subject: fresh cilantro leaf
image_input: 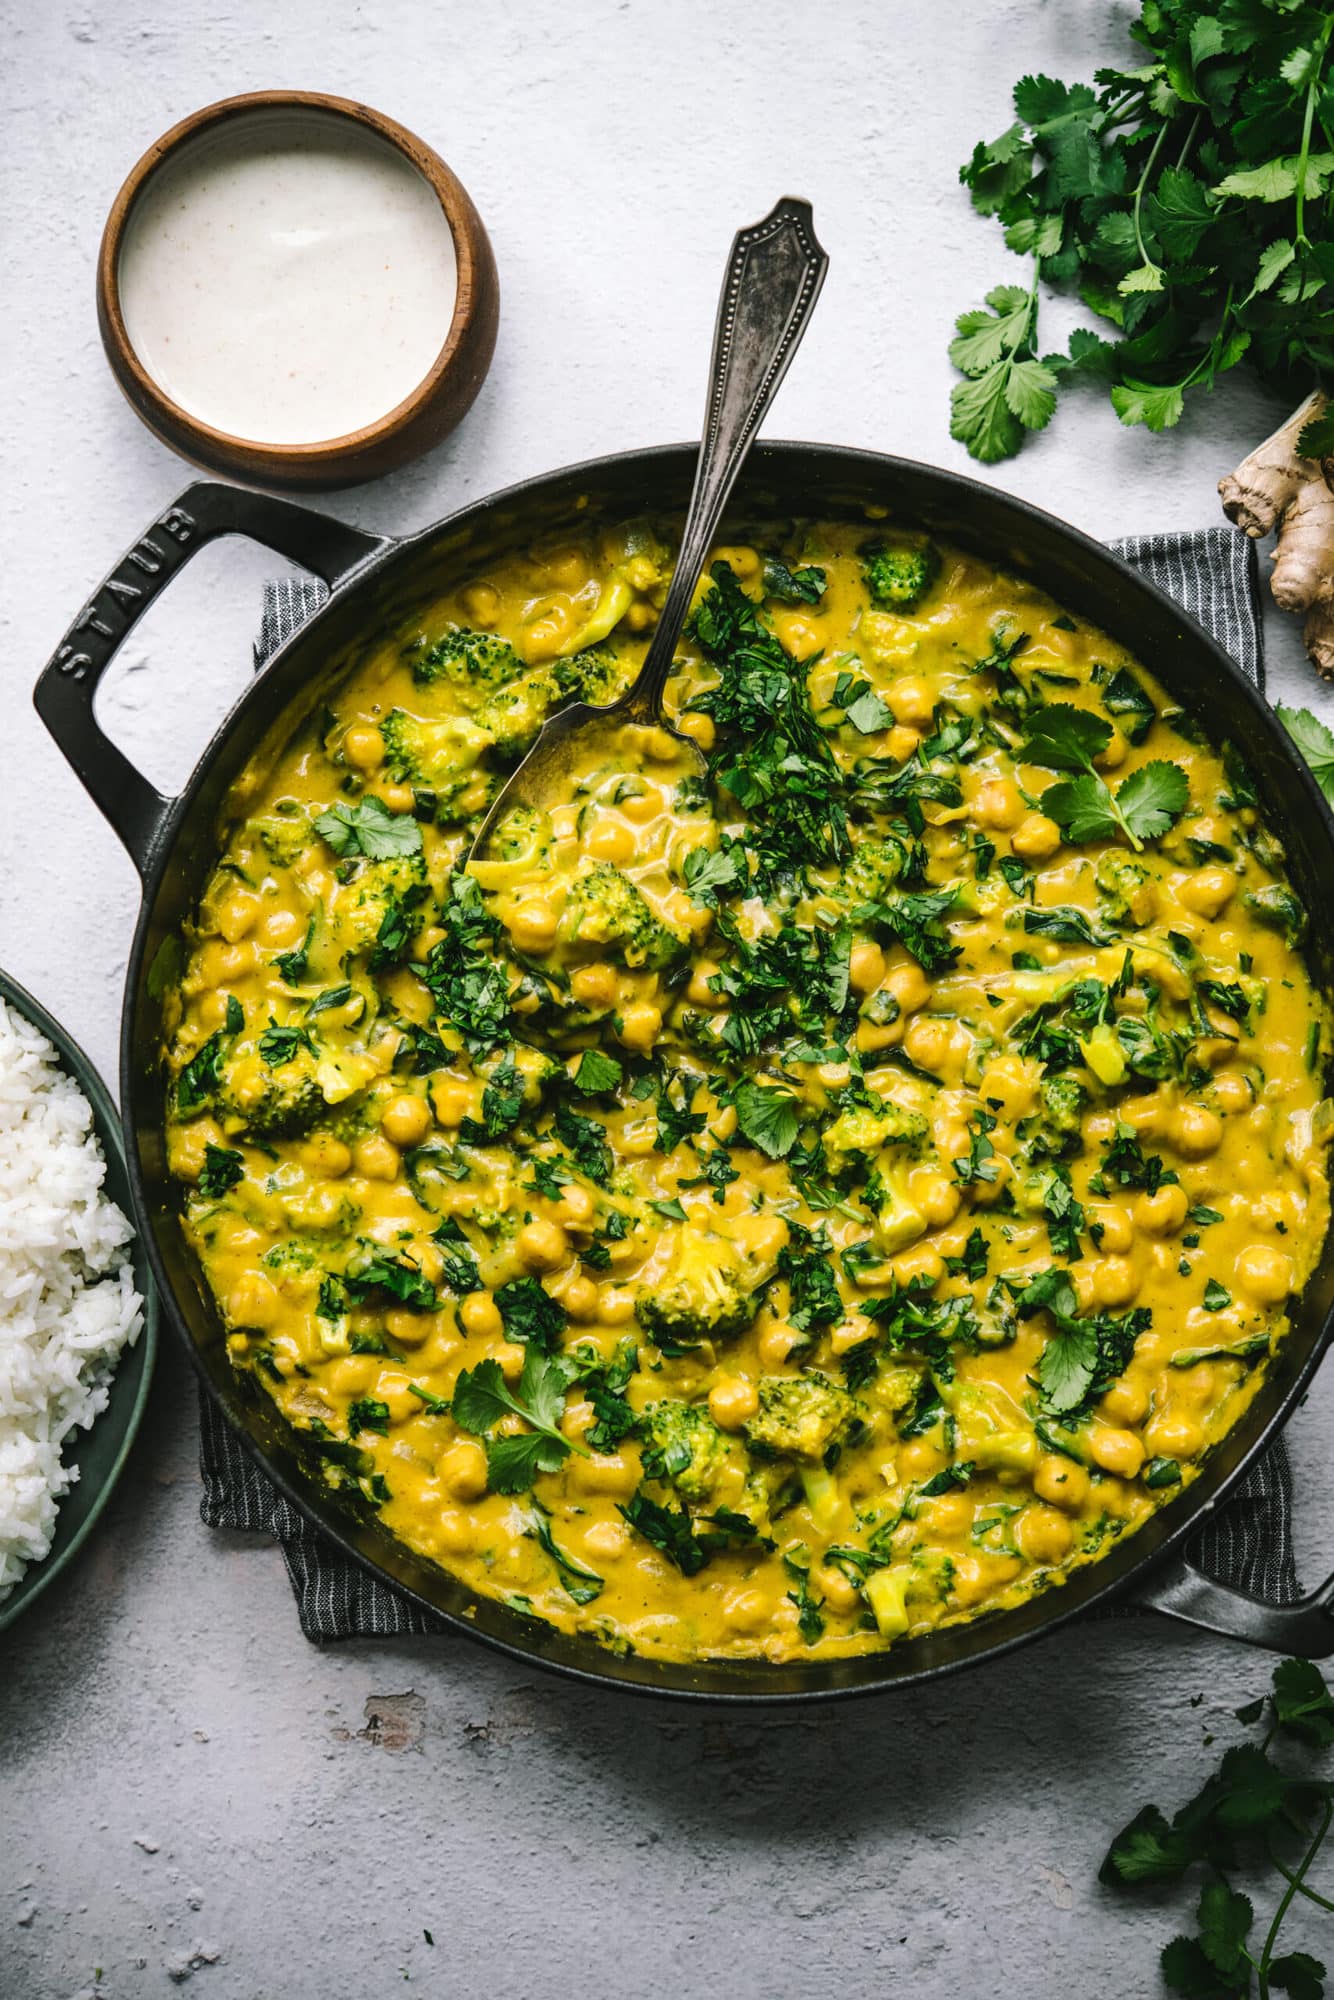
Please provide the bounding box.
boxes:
[1022,702,1112,771]
[761,556,827,604]
[494,1276,566,1353]
[731,1080,801,1159]
[451,1350,589,1494]
[345,1248,437,1312]
[844,686,896,734]
[314,796,423,860]
[682,839,749,907]
[572,1048,624,1095]
[1279,706,1334,808]
[554,1100,614,1184]
[197,1143,244,1199]
[1116,761,1190,842]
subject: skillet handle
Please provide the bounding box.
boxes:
[33,481,389,880]
[1132,1554,1334,1655]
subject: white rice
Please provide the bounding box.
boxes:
[0,997,144,1601]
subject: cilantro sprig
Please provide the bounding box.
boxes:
[451,1351,591,1494]
[951,8,1334,459]
[1021,704,1187,850]
[1102,1656,1334,1998]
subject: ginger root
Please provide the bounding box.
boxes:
[1220,389,1334,678]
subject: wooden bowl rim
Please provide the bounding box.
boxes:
[97,89,490,474]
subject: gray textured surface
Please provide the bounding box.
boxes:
[4,2,1334,1995]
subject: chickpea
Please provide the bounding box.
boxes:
[1089,1428,1145,1479]
[329,1354,378,1397]
[381,1094,432,1148]
[1144,1415,1205,1460]
[597,1287,636,1326]
[1018,1505,1075,1565]
[523,596,576,660]
[713,544,761,583]
[892,1244,945,1289]
[227,1271,280,1329]
[1173,1105,1223,1158]
[440,1441,489,1501]
[195,991,232,1034]
[625,602,655,633]
[516,1219,569,1273]
[343,724,385,770]
[379,782,415,815]
[849,941,887,995]
[555,1184,595,1228]
[618,1003,662,1053]
[258,907,302,949]
[722,1588,772,1634]
[709,1377,759,1430]
[214,942,256,982]
[570,961,618,1006]
[508,901,559,953]
[429,1077,472,1129]
[460,1292,503,1339]
[1100,1376,1149,1426]
[385,1307,433,1349]
[353,1133,399,1182]
[885,724,920,764]
[904,1014,951,1072]
[757,1322,802,1368]
[1210,1071,1252,1114]
[774,612,823,661]
[818,1565,862,1615]
[980,1056,1036,1120]
[1173,1361,1219,1410]
[586,818,636,865]
[562,1275,600,1321]
[881,676,932,728]
[620,787,663,825]
[494,1342,527,1383]
[460,580,501,626]
[676,711,715,750]
[1034,1454,1090,1511]
[437,1511,476,1556]
[1236,1243,1292,1304]
[1135,1183,1189,1236]
[687,961,721,1007]
[917,1174,962,1228]
[923,1492,973,1540]
[973,777,1024,830]
[571,1452,640,1499]
[215,889,260,942]
[1089,1205,1134,1254]
[584,1520,629,1561]
[1091,1255,1140,1309]
[1178,868,1234,918]
[899,1437,946,1481]
[856,1019,902,1054]
[885,962,932,1014]
[711,1105,738,1142]
[1010,813,1062,861]
[737,1212,789,1263]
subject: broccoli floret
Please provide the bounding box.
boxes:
[488,803,554,870]
[745,1370,860,1462]
[380,710,492,814]
[329,852,429,956]
[1095,851,1154,926]
[1018,1074,1087,1164]
[249,806,311,867]
[561,862,690,971]
[411,625,524,691]
[473,669,561,761]
[639,1400,734,1502]
[635,1223,774,1346]
[1245,883,1306,947]
[860,539,941,612]
[553,643,628,709]
[840,833,909,908]
[219,1048,327,1140]
[822,1094,928,1183]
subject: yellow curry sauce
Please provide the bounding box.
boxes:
[162,520,1332,1663]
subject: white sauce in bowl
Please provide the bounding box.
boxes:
[118,110,459,446]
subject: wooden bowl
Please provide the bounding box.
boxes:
[96,91,499,490]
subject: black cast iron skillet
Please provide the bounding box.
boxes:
[33,445,1334,1700]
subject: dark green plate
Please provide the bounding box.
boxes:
[0,970,158,1633]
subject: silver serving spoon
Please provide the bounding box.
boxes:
[469,196,829,864]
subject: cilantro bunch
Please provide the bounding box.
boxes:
[1102,1656,1334,1998]
[951,1,1334,462]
